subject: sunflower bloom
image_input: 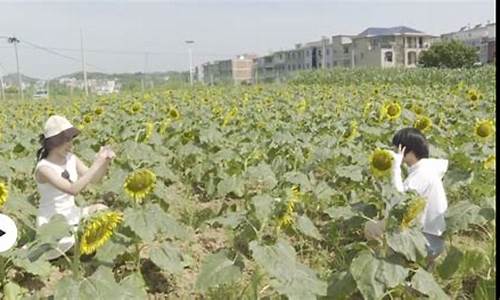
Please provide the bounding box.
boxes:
[137,122,154,143]
[411,104,425,115]
[277,186,301,229]
[124,169,157,203]
[130,102,142,114]
[383,102,402,121]
[83,114,92,124]
[297,99,307,113]
[0,182,8,208]
[94,107,104,116]
[484,155,496,170]
[401,197,426,229]
[79,211,123,255]
[467,89,481,102]
[222,107,238,126]
[343,121,359,140]
[370,149,393,177]
[414,116,432,132]
[168,107,181,120]
[475,119,495,140]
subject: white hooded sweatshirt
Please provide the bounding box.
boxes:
[392,158,449,236]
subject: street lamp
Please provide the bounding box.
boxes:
[185,40,195,86]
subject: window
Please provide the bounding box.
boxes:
[306,50,309,56]
[343,46,349,54]
[360,53,364,59]
[418,37,423,48]
[327,63,331,68]
[385,51,393,62]
[326,49,330,55]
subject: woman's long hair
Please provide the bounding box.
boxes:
[36,134,50,162]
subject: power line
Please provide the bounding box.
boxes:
[18,38,107,72]
[7,44,236,57]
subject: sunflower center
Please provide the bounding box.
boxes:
[477,123,493,137]
[387,105,399,116]
[373,153,392,171]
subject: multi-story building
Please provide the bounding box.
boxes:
[329,35,355,68]
[351,26,435,68]
[203,54,257,85]
[441,22,496,64]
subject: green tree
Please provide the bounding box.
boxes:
[418,40,478,68]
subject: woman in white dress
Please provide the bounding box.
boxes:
[34,115,115,260]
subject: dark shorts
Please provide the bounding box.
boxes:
[423,232,445,257]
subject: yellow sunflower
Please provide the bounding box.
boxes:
[414,116,432,132]
[467,89,481,102]
[343,121,359,140]
[277,186,301,229]
[130,102,142,114]
[94,107,104,116]
[124,169,157,203]
[369,149,393,177]
[83,114,92,124]
[475,119,495,140]
[411,104,425,115]
[222,107,238,127]
[380,102,402,121]
[296,99,307,113]
[401,197,426,229]
[79,211,123,255]
[137,122,154,143]
[168,107,181,120]
[0,181,8,208]
[484,155,496,170]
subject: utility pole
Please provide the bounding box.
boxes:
[185,40,194,86]
[80,29,89,97]
[7,37,23,100]
[144,52,150,91]
[0,69,5,101]
[46,79,50,100]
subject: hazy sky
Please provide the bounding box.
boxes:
[0,0,495,79]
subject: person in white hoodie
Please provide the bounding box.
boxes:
[389,127,448,267]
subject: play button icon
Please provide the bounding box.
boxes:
[0,213,17,252]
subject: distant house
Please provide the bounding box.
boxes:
[350,26,435,68]
[203,54,257,85]
[251,25,436,82]
[441,22,496,64]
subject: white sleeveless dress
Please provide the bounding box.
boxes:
[35,153,82,259]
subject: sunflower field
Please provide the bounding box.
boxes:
[0,66,496,299]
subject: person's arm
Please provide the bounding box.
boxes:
[76,150,112,184]
[37,152,110,196]
[389,145,406,193]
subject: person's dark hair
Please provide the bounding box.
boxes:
[36,134,51,162]
[36,127,80,162]
[391,128,429,159]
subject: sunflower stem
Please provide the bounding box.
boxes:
[0,255,7,289]
[72,232,81,280]
[135,242,141,273]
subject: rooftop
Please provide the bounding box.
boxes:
[357,26,424,37]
